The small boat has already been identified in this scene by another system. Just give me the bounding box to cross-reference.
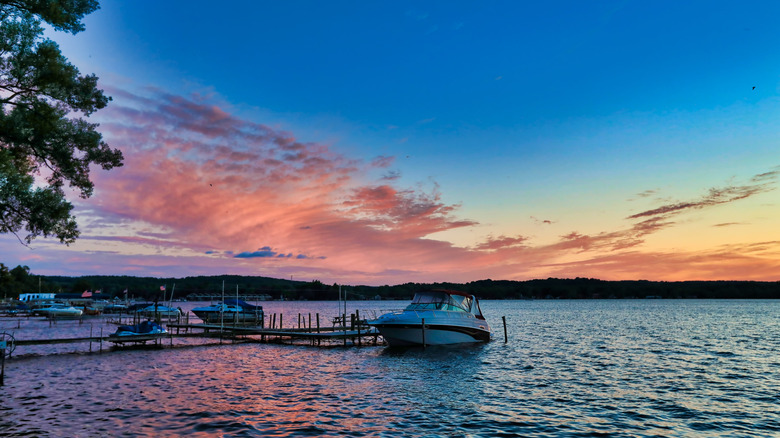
[192,299,264,324]
[102,303,129,314]
[82,306,101,316]
[367,289,491,346]
[33,303,84,318]
[110,320,167,337]
[138,305,181,318]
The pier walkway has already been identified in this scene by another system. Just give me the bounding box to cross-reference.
[2,318,382,356]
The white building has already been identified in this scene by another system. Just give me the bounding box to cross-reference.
[19,293,56,302]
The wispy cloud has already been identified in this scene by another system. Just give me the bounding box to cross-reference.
[629,189,658,201]
[531,171,777,256]
[405,9,429,21]
[531,216,554,225]
[474,235,529,251]
[342,183,476,237]
[234,247,325,260]
[713,222,744,227]
[628,177,775,220]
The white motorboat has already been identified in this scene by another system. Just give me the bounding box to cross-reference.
[192,299,264,325]
[103,303,129,314]
[138,304,181,318]
[367,289,491,346]
[34,303,83,318]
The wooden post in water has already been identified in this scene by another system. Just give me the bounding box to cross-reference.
[100,327,103,353]
[421,317,426,348]
[502,316,508,343]
[0,348,4,386]
[298,313,301,329]
[316,313,321,346]
[356,309,361,346]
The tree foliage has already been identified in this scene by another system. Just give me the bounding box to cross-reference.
[0,262,54,299]
[0,0,122,244]
[39,273,780,301]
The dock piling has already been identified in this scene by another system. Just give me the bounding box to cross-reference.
[422,317,426,348]
[502,316,508,343]
[356,309,361,346]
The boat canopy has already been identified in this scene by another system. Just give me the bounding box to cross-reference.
[405,290,474,313]
[223,299,262,311]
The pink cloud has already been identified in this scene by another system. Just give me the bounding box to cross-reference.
[5,86,776,285]
[475,235,529,251]
[71,89,481,282]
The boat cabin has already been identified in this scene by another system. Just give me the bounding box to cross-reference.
[405,290,485,319]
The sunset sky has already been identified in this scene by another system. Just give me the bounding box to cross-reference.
[2,1,779,286]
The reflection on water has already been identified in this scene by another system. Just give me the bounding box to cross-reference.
[1,300,780,436]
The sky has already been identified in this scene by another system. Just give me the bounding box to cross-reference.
[2,1,780,286]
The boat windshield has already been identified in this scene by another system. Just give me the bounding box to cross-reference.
[405,291,472,313]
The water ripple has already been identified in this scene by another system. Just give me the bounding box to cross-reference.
[2,300,780,436]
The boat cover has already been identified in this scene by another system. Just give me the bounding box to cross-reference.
[112,321,166,336]
[223,299,263,311]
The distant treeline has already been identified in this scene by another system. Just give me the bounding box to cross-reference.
[1,265,778,300]
[352,278,780,300]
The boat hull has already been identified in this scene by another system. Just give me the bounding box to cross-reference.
[192,310,263,324]
[48,309,83,318]
[370,323,490,346]
[138,306,181,318]
[192,300,263,325]
[34,307,84,318]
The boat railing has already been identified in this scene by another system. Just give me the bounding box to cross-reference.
[384,309,477,319]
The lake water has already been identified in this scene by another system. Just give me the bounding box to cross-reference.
[1,299,779,437]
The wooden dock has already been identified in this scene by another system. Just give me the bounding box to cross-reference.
[1,316,383,357]
[5,326,379,351]
[166,322,381,346]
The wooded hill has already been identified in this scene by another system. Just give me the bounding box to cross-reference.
[10,271,780,301]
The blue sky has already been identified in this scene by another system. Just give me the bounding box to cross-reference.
[3,0,778,285]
